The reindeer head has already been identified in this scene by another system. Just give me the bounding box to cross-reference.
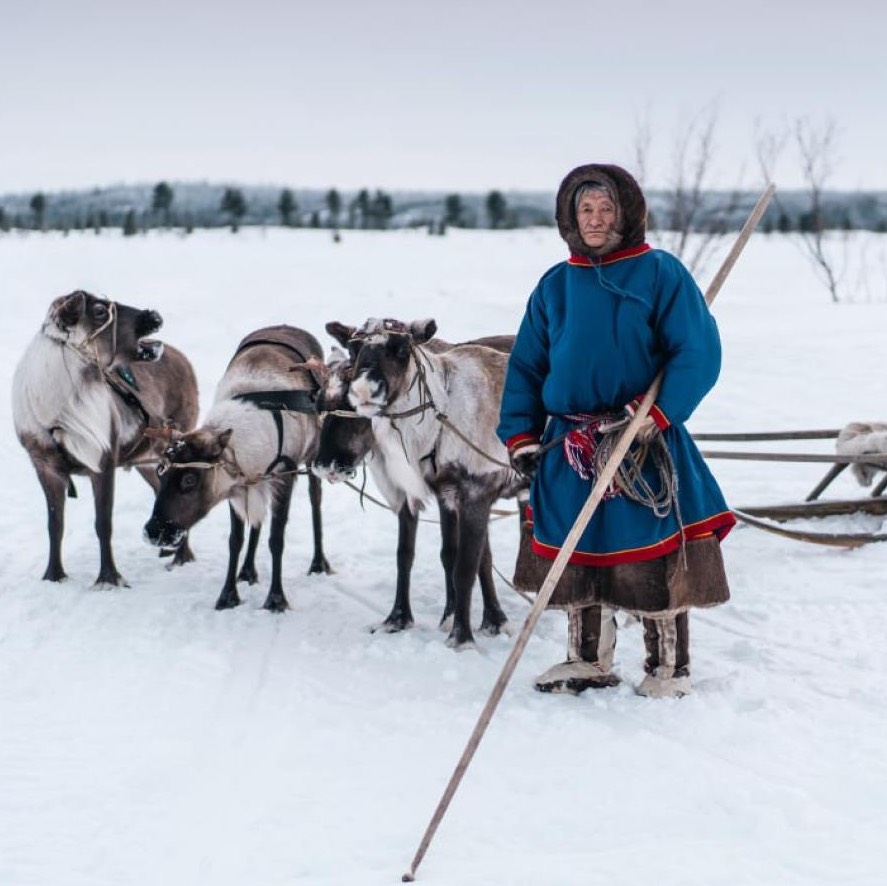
[304,347,369,482]
[345,318,437,416]
[143,427,234,549]
[43,290,165,367]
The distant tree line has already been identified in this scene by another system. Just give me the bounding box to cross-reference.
[0,181,885,239]
[0,182,542,237]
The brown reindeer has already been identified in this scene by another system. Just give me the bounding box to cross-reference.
[313,326,524,637]
[327,317,525,649]
[12,290,199,586]
[143,325,332,611]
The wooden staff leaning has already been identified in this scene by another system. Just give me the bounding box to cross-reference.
[401,183,776,883]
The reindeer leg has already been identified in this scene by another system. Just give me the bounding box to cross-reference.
[446,495,492,650]
[90,463,128,587]
[169,534,196,567]
[478,531,509,636]
[374,502,417,632]
[237,524,262,584]
[215,504,245,609]
[437,501,458,632]
[307,473,332,574]
[34,460,69,582]
[262,475,294,612]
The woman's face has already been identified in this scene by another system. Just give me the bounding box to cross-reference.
[575,191,618,250]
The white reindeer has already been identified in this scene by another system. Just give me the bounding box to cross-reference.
[343,317,524,649]
[313,325,525,638]
[12,290,198,587]
[143,325,331,611]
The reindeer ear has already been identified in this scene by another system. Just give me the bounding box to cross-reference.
[325,321,355,347]
[411,319,437,343]
[214,428,234,456]
[56,292,85,330]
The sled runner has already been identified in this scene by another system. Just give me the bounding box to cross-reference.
[693,428,887,547]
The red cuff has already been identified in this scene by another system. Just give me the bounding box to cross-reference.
[628,397,670,431]
[506,432,541,454]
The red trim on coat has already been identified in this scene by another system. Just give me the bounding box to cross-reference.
[649,403,669,430]
[628,396,670,430]
[567,243,652,266]
[526,510,737,567]
[506,432,540,453]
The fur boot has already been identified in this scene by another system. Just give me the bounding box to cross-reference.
[534,605,620,693]
[635,612,692,698]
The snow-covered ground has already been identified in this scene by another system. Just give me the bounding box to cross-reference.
[2,226,886,886]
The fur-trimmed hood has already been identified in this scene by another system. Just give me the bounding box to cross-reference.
[555,164,647,258]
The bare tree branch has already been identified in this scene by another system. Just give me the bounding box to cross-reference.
[635,101,740,277]
[795,116,842,302]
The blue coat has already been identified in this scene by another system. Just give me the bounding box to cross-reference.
[497,244,735,565]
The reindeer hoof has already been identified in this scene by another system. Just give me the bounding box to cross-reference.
[214,593,242,610]
[171,543,195,567]
[237,565,259,585]
[445,628,477,651]
[41,568,68,582]
[162,544,195,571]
[371,615,414,633]
[94,572,129,589]
[479,618,512,638]
[307,556,333,575]
[262,596,289,613]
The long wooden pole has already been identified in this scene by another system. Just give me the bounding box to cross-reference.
[401,183,776,883]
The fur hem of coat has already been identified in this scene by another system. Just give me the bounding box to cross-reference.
[512,531,729,613]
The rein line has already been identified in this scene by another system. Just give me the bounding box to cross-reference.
[157,451,308,486]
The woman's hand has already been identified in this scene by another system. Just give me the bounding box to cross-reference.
[509,443,541,480]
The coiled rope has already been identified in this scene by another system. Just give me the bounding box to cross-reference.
[595,426,687,564]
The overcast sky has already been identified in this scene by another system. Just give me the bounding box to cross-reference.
[2,0,884,195]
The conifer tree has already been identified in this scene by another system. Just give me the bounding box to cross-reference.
[220,187,247,232]
[444,193,463,228]
[278,188,296,226]
[152,182,174,227]
[485,190,507,229]
[351,189,370,229]
[30,192,46,230]
[122,209,138,236]
[326,188,342,231]
[370,190,393,229]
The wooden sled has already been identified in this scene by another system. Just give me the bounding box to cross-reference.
[693,429,887,548]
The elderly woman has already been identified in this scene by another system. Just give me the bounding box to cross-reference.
[497,163,735,699]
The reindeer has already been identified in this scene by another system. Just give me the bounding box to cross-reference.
[320,318,524,649]
[313,327,522,639]
[12,290,199,586]
[143,325,332,611]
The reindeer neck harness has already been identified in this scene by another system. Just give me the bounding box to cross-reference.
[61,300,153,448]
[366,339,513,472]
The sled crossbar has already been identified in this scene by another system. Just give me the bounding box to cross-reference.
[698,450,887,465]
[692,429,841,442]
[737,495,887,522]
